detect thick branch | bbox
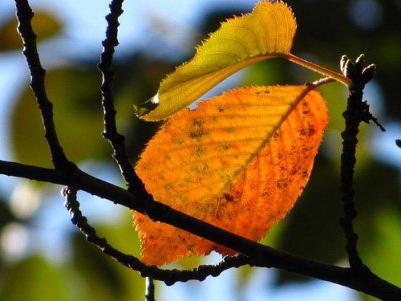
[1,160,401,299]
[14,0,72,170]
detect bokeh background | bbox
[0,0,400,300]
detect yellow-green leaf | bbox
[138,1,296,121]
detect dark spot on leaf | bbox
[307,125,316,136]
[223,193,234,202]
[195,146,205,156]
[224,127,236,133]
[276,179,289,189]
[255,89,270,95]
[164,183,173,190]
[189,130,206,139]
[194,164,209,173]
[219,143,231,150]
[300,125,316,137]
[193,118,205,127]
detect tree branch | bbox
[9,0,254,277]
[14,0,73,170]
[97,0,141,192]
[145,277,156,301]
[9,0,401,298]
[1,159,401,299]
[339,55,377,271]
[0,160,65,184]
[62,186,249,285]
[97,1,159,296]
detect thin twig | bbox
[62,187,250,285]
[14,0,72,170]
[97,1,158,295]
[339,54,373,271]
[145,277,156,301]
[98,0,141,192]
[340,55,364,269]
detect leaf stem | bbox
[283,53,351,87]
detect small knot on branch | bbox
[340,55,384,131]
[362,64,376,83]
[340,54,376,87]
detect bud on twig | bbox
[362,64,376,83]
[354,54,365,74]
[343,60,355,79]
[340,55,349,74]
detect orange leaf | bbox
[134,86,328,265]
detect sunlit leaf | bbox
[137,1,296,121]
[0,11,62,52]
[134,85,328,265]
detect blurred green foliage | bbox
[0,1,400,300]
[12,68,107,166]
[0,10,62,52]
